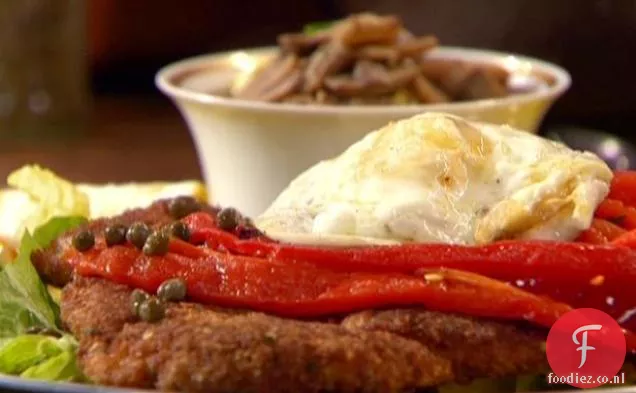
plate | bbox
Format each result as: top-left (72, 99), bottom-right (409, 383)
top-left (1, 373), bottom-right (634, 393)
top-left (0, 374), bottom-right (148, 393)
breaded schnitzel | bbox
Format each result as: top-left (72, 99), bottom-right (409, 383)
top-left (62, 277), bottom-right (547, 392)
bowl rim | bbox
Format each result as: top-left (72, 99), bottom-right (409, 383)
top-left (155, 46), bottom-right (571, 116)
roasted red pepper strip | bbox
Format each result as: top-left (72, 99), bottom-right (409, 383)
top-left (190, 225), bottom-right (275, 256)
top-left (608, 171), bottom-right (636, 209)
top-left (575, 225), bottom-right (609, 244)
top-left (184, 213), bottom-right (636, 332)
top-left (612, 229), bottom-right (636, 248)
top-left (66, 242), bottom-right (571, 329)
top-left (591, 218), bottom-right (627, 240)
top-left (595, 199), bottom-right (636, 230)
top-left (596, 199), bottom-right (626, 222)
top-left (168, 238), bottom-right (209, 259)
top-left (270, 243), bottom-right (636, 332)
top-left (576, 218), bottom-right (626, 243)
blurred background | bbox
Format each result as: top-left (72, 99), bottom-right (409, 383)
top-left (1, 0), bottom-right (635, 182)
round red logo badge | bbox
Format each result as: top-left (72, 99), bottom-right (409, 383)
top-left (546, 308), bottom-right (626, 389)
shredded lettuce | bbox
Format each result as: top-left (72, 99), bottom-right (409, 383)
top-left (0, 334), bottom-right (82, 382)
top-left (0, 216), bottom-right (87, 382)
top-left (20, 348), bottom-right (80, 381)
top-left (6, 165), bottom-right (90, 242)
top-left (0, 334), bottom-right (67, 374)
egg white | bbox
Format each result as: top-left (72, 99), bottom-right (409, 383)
top-left (257, 113), bottom-right (613, 246)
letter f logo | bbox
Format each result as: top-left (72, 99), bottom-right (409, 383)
top-left (572, 324), bottom-right (602, 368)
top-left (546, 309), bottom-right (626, 389)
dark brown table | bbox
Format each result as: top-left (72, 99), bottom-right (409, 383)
top-left (0, 96), bottom-right (203, 184)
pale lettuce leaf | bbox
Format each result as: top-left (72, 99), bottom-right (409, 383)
top-left (0, 334), bottom-right (83, 382)
top-left (0, 216), bottom-right (87, 382)
top-left (0, 232), bottom-right (59, 338)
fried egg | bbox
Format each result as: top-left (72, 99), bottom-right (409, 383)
top-left (257, 113), bottom-right (613, 245)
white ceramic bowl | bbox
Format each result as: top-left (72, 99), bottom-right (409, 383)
top-left (156, 46), bottom-right (571, 217)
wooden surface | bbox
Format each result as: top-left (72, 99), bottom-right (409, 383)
top-left (0, 96), bottom-right (203, 183)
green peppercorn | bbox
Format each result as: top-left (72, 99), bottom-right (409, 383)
top-left (138, 297), bottom-right (165, 323)
top-left (157, 278), bottom-right (187, 301)
top-left (167, 221), bottom-right (190, 242)
top-left (168, 196), bottom-right (201, 219)
top-left (130, 289), bottom-right (149, 315)
top-left (72, 230), bottom-right (95, 252)
top-left (105, 224), bottom-right (128, 246)
top-left (217, 207), bottom-right (241, 231)
top-left (142, 231), bottom-right (170, 256)
top-left (127, 222), bottom-right (151, 249)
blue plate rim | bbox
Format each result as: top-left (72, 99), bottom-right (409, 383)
top-left (1, 373), bottom-right (635, 393)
